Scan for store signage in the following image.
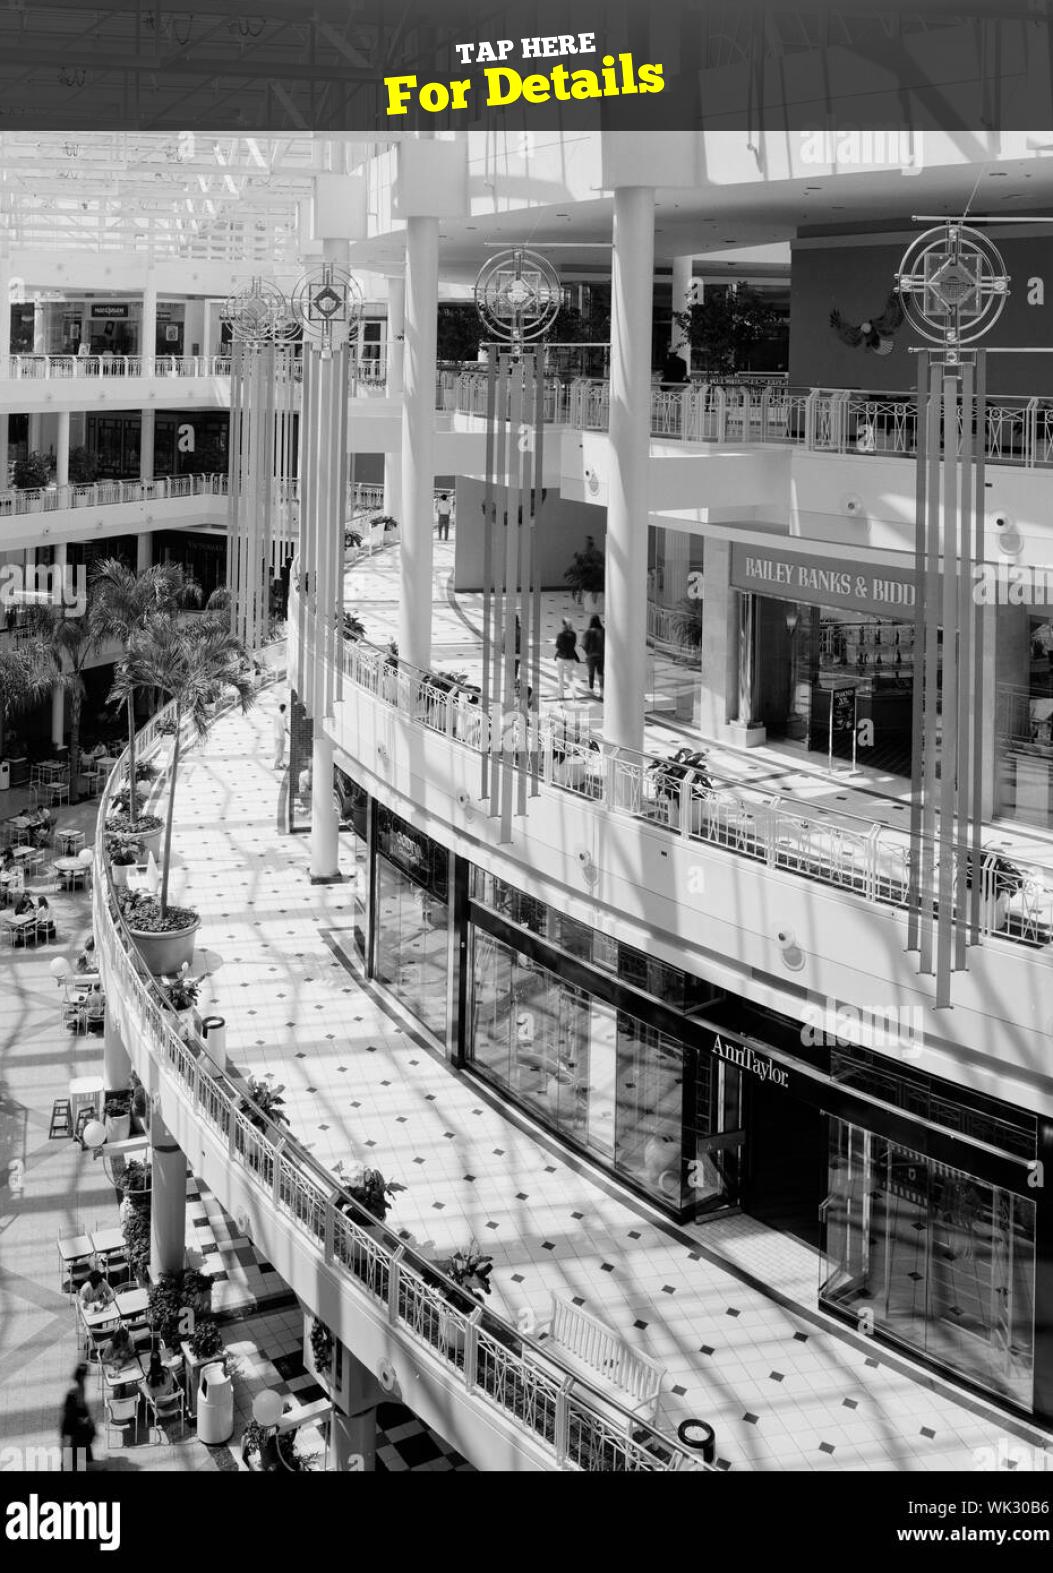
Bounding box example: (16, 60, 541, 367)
(711, 1033, 790, 1089)
(387, 829, 425, 873)
(730, 545, 915, 617)
(91, 303, 129, 320)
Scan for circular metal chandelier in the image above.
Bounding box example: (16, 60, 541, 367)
(219, 276, 299, 344)
(474, 248, 562, 347)
(895, 222, 1010, 352)
(289, 263, 363, 354)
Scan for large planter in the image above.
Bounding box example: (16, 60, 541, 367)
(105, 1113, 132, 1143)
(110, 862, 131, 889)
(134, 825, 165, 862)
(128, 916, 200, 976)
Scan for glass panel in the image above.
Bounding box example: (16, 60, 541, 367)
(820, 1119, 1036, 1409)
(613, 1017, 683, 1207)
(585, 1000, 618, 1157)
(374, 855, 448, 1037)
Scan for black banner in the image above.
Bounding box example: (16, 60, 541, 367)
(1, 2, 1052, 130)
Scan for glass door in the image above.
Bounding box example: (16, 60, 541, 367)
(819, 1118, 872, 1305)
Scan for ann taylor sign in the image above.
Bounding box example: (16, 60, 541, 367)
(711, 1033, 789, 1089)
(730, 545, 915, 617)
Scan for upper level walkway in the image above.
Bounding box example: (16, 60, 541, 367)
(102, 691, 1053, 1470)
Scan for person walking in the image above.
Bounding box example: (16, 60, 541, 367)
(554, 619, 580, 700)
(582, 614, 605, 697)
(59, 1363, 96, 1471)
(272, 702, 287, 770)
(435, 492, 453, 542)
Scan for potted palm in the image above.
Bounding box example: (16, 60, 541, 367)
(564, 535, 605, 613)
(115, 615, 256, 974)
(163, 966, 199, 1017)
(431, 1244, 493, 1356)
(105, 830, 142, 889)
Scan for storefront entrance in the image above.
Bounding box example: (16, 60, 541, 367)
(742, 1078, 825, 1248)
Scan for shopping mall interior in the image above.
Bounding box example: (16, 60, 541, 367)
(1, 125, 1052, 1477)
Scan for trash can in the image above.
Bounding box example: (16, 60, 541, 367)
(201, 1016, 227, 1073)
(0, 761, 9, 793)
(197, 1362, 234, 1445)
(677, 1418, 716, 1465)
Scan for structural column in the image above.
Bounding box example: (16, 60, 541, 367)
(697, 539, 738, 736)
(102, 1013, 132, 1091)
(140, 409, 155, 482)
(309, 730, 340, 880)
(398, 218, 438, 672)
(149, 1110, 187, 1279)
(383, 273, 405, 522)
(330, 1351, 383, 1471)
(141, 271, 157, 375)
(0, 246, 9, 483)
(51, 541, 68, 745)
(605, 186, 655, 756)
(670, 255, 696, 373)
(137, 534, 151, 573)
(55, 410, 70, 488)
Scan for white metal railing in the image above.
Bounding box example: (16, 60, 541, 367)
(3, 353, 234, 381)
(314, 578, 1053, 952)
(0, 471, 229, 518)
(434, 369, 1053, 469)
(92, 694, 706, 1473)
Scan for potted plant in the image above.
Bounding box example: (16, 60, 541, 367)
(105, 809, 164, 863)
(188, 1318, 222, 1361)
(116, 887, 200, 976)
(121, 1205, 152, 1285)
(105, 830, 142, 888)
(149, 1267, 212, 1346)
(118, 1156, 151, 1207)
(103, 1091, 132, 1144)
(309, 1318, 335, 1380)
(163, 966, 199, 1016)
(242, 1074, 289, 1132)
(11, 451, 53, 490)
(67, 446, 99, 486)
(564, 535, 605, 612)
(334, 1160, 405, 1226)
(343, 612, 365, 641)
(115, 614, 256, 975)
(431, 1244, 493, 1355)
(240, 1419, 279, 1472)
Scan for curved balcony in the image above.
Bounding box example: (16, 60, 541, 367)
(0, 471, 229, 518)
(92, 699, 706, 1473)
(4, 353, 233, 381)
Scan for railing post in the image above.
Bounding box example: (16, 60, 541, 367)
(271, 1138, 285, 1207)
(554, 1376, 574, 1468)
(463, 1306, 483, 1391)
(324, 1192, 341, 1267)
(388, 1244, 405, 1324)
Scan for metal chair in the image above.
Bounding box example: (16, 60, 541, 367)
(105, 1393, 142, 1449)
(143, 1383, 186, 1444)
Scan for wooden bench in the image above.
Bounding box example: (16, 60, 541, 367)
(528, 1294, 665, 1428)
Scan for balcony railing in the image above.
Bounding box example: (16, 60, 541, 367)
(3, 353, 234, 380)
(92, 693, 706, 1473)
(325, 609, 1053, 953)
(0, 471, 230, 518)
(431, 369, 1053, 469)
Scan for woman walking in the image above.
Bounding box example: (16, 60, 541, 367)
(554, 619, 580, 700)
(582, 614, 605, 697)
(59, 1363, 96, 1470)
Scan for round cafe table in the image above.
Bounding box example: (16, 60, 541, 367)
(68, 1074, 104, 1123)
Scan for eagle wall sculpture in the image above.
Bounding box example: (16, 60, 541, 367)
(829, 287, 904, 355)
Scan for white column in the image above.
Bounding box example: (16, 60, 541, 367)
(671, 255, 695, 375)
(331, 1351, 383, 1471)
(398, 219, 438, 672)
(149, 1110, 187, 1279)
(141, 271, 157, 374)
(55, 410, 70, 487)
(140, 409, 155, 481)
(309, 731, 340, 881)
(0, 248, 9, 482)
(103, 1014, 132, 1091)
(27, 414, 42, 453)
(383, 273, 405, 521)
(32, 298, 45, 355)
(605, 187, 655, 756)
(137, 533, 151, 573)
(51, 542, 67, 745)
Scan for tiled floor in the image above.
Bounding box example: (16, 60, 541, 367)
(146, 588, 1053, 1470)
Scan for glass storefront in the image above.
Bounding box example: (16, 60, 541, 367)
(373, 808, 449, 1037)
(469, 928, 687, 1207)
(821, 1119, 1036, 1409)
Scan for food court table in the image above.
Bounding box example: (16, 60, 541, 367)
(55, 829, 85, 856)
(54, 855, 89, 889)
(91, 1226, 126, 1260)
(2, 910, 37, 942)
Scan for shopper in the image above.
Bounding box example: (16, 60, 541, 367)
(272, 702, 287, 770)
(659, 348, 689, 390)
(554, 619, 580, 699)
(59, 1363, 96, 1470)
(436, 492, 453, 541)
(79, 1270, 115, 1312)
(582, 614, 605, 696)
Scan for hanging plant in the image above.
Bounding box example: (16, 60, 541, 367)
(309, 1318, 334, 1373)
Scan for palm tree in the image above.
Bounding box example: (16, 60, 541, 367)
(90, 559, 201, 825)
(670, 597, 705, 659)
(0, 644, 53, 760)
(126, 616, 257, 917)
(23, 606, 101, 803)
